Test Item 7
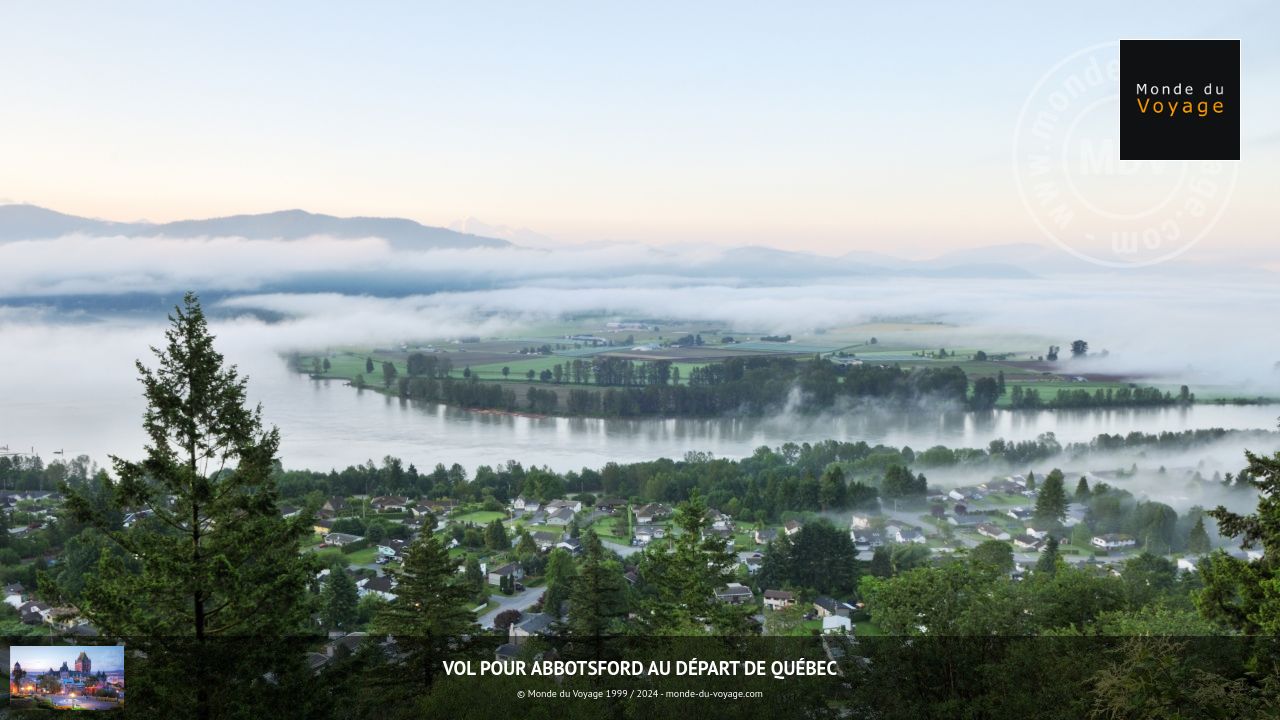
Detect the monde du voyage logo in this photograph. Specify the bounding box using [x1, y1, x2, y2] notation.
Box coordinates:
[1013, 40, 1240, 268]
[1121, 39, 1240, 160]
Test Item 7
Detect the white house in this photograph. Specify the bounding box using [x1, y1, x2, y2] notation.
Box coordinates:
[822, 615, 853, 635]
[3, 582, 25, 609]
[849, 514, 873, 531]
[977, 524, 1011, 541]
[714, 583, 754, 605]
[1091, 533, 1137, 550]
[325, 532, 364, 547]
[545, 507, 575, 526]
[357, 575, 397, 601]
[762, 589, 796, 611]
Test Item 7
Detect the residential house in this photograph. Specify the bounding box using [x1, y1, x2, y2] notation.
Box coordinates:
[784, 520, 803, 536]
[1008, 474, 1028, 488]
[546, 499, 583, 514]
[324, 532, 364, 547]
[510, 613, 554, 644]
[357, 575, 397, 601]
[948, 513, 982, 527]
[370, 496, 409, 513]
[487, 562, 525, 586]
[1091, 534, 1137, 551]
[634, 503, 670, 524]
[754, 528, 778, 545]
[1024, 525, 1050, 540]
[983, 479, 1023, 494]
[321, 497, 348, 517]
[376, 539, 408, 558]
[1006, 508, 1034, 522]
[1012, 534, 1041, 551]
[545, 506, 575, 526]
[1177, 556, 1202, 573]
[279, 505, 301, 519]
[634, 524, 665, 545]
[714, 583, 754, 605]
[703, 527, 735, 549]
[813, 596, 852, 618]
[849, 513, 874, 531]
[762, 590, 796, 611]
[512, 496, 538, 513]
[976, 523, 1011, 541]
[706, 508, 733, 531]
[556, 537, 583, 555]
[532, 531, 559, 551]
[822, 615, 853, 635]
[4, 582, 25, 609]
[889, 526, 926, 544]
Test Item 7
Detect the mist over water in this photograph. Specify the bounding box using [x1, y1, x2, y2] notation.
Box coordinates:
[6, 351, 1277, 481]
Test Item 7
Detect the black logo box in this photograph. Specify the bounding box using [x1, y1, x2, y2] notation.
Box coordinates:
[1120, 39, 1239, 160]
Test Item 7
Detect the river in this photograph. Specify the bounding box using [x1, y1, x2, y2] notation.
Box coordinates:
[7, 356, 1276, 473]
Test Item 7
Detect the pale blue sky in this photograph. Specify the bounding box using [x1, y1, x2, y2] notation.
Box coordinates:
[10, 645, 124, 674]
[1, 1, 1276, 256]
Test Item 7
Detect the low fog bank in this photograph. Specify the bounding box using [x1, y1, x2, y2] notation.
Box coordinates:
[3, 228, 1280, 388]
[913, 431, 1280, 516]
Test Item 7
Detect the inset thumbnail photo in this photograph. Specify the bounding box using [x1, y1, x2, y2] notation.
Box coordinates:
[9, 645, 124, 711]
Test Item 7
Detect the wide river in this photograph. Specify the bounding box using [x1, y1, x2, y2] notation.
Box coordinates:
[6, 360, 1278, 473]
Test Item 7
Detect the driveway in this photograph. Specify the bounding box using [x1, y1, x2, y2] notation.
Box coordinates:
[477, 584, 542, 628]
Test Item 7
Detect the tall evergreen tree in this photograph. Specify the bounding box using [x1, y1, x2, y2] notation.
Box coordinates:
[634, 491, 754, 634]
[1074, 476, 1090, 501]
[57, 292, 314, 720]
[1036, 535, 1060, 576]
[1034, 469, 1068, 525]
[1187, 515, 1212, 555]
[542, 548, 578, 618]
[484, 519, 509, 551]
[324, 566, 359, 630]
[1197, 448, 1280, 633]
[373, 528, 479, 689]
[565, 529, 629, 647]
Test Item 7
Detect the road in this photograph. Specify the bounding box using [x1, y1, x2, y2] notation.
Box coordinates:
[477, 583, 542, 629]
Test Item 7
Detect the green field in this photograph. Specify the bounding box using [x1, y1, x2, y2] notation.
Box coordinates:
[452, 510, 506, 525]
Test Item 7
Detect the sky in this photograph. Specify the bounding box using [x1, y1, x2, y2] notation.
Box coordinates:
[9, 646, 125, 674]
[1, 1, 1277, 258]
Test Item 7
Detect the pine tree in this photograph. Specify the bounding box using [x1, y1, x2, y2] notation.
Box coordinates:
[515, 530, 538, 556]
[57, 292, 314, 720]
[373, 528, 478, 689]
[1034, 469, 1067, 525]
[1187, 515, 1211, 555]
[634, 491, 753, 634]
[1197, 449, 1280, 633]
[484, 519, 509, 551]
[324, 566, 359, 630]
[566, 529, 628, 648]
[543, 548, 578, 618]
[869, 545, 893, 578]
[1075, 476, 1091, 501]
[463, 555, 484, 595]
[1036, 535, 1060, 576]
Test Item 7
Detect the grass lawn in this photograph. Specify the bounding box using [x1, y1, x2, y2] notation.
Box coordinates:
[453, 510, 506, 525]
[343, 546, 380, 565]
[854, 621, 885, 637]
